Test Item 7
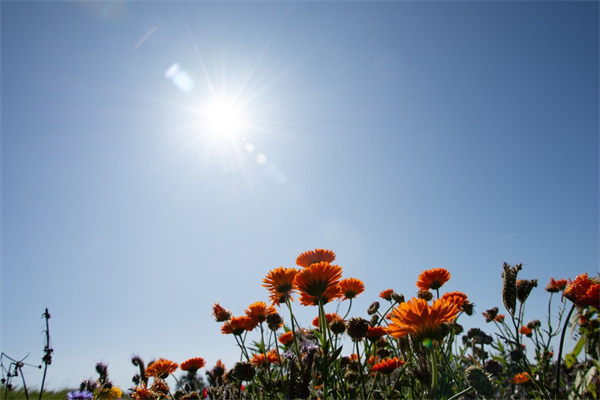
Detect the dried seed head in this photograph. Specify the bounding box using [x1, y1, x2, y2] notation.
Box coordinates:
[502, 262, 521, 316]
[516, 279, 538, 303]
[367, 301, 380, 315]
[465, 366, 495, 397]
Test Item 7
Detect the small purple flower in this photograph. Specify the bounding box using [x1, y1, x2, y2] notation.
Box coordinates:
[67, 390, 93, 400]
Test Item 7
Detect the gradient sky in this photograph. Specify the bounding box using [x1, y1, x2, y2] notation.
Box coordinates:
[1, 0, 598, 391]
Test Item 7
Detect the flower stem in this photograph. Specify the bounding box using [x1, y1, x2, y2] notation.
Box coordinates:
[447, 386, 474, 400]
[554, 303, 576, 400]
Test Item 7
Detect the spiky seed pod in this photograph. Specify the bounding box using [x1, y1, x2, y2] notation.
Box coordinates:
[484, 359, 503, 376]
[391, 292, 405, 303]
[367, 301, 380, 315]
[266, 313, 283, 331]
[502, 262, 521, 316]
[347, 317, 370, 342]
[527, 319, 541, 329]
[465, 366, 495, 397]
[516, 279, 538, 303]
[370, 314, 379, 327]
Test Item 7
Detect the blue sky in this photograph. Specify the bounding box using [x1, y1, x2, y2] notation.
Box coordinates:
[1, 0, 598, 391]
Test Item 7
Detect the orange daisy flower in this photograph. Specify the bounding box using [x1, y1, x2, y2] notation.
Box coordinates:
[379, 289, 394, 301]
[441, 291, 471, 310]
[563, 273, 600, 308]
[367, 326, 387, 342]
[145, 358, 178, 379]
[417, 268, 451, 291]
[221, 316, 256, 335]
[180, 357, 206, 374]
[312, 313, 342, 328]
[545, 278, 568, 293]
[519, 326, 533, 337]
[339, 278, 365, 300]
[245, 301, 276, 324]
[250, 353, 269, 367]
[512, 372, 531, 384]
[294, 261, 343, 306]
[266, 349, 280, 364]
[371, 357, 405, 375]
[212, 303, 231, 322]
[278, 331, 295, 346]
[296, 249, 336, 268]
[263, 267, 299, 305]
[387, 297, 459, 342]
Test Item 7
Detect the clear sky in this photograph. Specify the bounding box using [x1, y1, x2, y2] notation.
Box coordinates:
[1, 0, 598, 391]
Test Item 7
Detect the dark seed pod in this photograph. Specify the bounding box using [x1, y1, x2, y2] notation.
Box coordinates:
[465, 366, 495, 397]
[502, 262, 521, 317]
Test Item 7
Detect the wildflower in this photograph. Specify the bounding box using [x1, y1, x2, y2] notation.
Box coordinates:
[387, 297, 459, 343]
[512, 372, 531, 384]
[330, 318, 346, 335]
[484, 359, 503, 376]
[212, 303, 231, 322]
[145, 358, 178, 379]
[516, 279, 538, 303]
[347, 317, 370, 341]
[294, 261, 342, 305]
[367, 326, 387, 342]
[231, 362, 255, 382]
[467, 328, 493, 344]
[519, 326, 533, 337]
[391, 292, 405, 303]
[417, 290, 433, 301]
[441, 291, 472, 311]
[371, 357, 405, 374]
[266, 312, 283, 331]
[563, 273, 600, 308]
[250, 353, 269, 367]
[278, 331, 295, 346]
[312, 313, 341, 328]
[526, 319, 541, 329]
[546, 278, 568, 293]
[416, 268, 451, 291]
[495, 314, 505, 323]
[266, 349, 280, 364]
[296, 249, 336, 268]
[263, 267, 299, 305]
[130, 385, 155, 400]
[367, 301, 380, 315]
[339, 278, 365, 300]
[245, 301, 276, 324]
[465, 366, 495, 397]
[482, 307, 499, 323]
[149, 380, 170, 397]
[67, 391, 94, 400]
[380, 289, 394, 301]
[180, 357, 206, 374]
[221, 316, 255, 335]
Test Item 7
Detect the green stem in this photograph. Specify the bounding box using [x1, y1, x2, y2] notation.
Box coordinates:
[430, 346, 438, 398]
[554, 303, 576, 400]
[447, 386, 474, 400]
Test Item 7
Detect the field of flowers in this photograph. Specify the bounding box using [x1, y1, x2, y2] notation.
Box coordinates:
[4, 249, 599, 400]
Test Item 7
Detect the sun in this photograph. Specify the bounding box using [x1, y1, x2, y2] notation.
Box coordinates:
[203, 97, 247, 137]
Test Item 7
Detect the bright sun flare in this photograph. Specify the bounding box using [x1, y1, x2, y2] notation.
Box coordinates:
[204, 98, 247, 137]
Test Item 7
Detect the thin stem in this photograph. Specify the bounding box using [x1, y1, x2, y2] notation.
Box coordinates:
[430, 346, 438, 399]
[554, 303, 576, 400]
[447, 386, 474, 400]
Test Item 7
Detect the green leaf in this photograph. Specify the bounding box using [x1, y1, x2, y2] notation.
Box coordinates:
[565, 336, 586, 368]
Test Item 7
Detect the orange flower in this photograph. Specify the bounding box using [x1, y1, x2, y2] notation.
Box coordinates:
[387, 297, 459, 342]
[221, 316, 256, 335]
[263, 267, 299, 305]
[180, 357, 206, 374]
[212, 303, 232, 322]
[250, 353, 269, 367]
[294, 261, 343, 306]
[519, 326, 533, 337]
[367, 326, 387, 342]
[296, 249, 336, 268]
[371, 357, 405, 375]
[245, 301, 276, 324]
[339, 278, 365, 300]
[417, 268, 451, 291]
[563, 273, 600, 308]
[495, 314, 505, 323]
[145, 358, 178, 379]
[380, 289, 394, 301]
[441, 291, 469, 309]
[130, 384, 154, 400]
[266, 349, 280, 364]
[546, 278, 568, 293]
[312, 313, 342, 328]
[512, 372, 531, 384]
[278, 331, 295, 346]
